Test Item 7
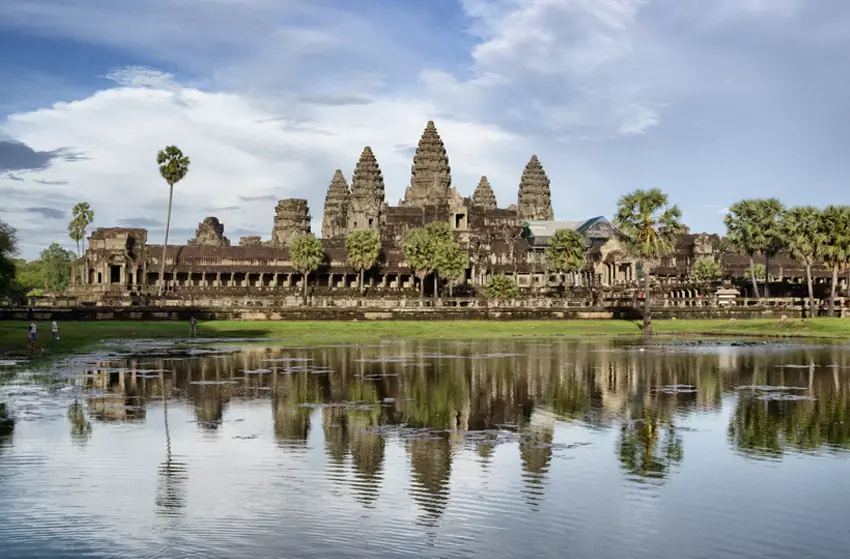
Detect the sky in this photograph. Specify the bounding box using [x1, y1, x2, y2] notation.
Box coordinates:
[1, 0, 849, 259]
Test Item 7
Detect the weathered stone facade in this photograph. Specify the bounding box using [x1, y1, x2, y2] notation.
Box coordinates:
[270, 199, 311, 247]
[517, 155, 554, 221]
[188, 217, 230, 247]
[69, 119, 839, 304]
[321, 170, 350, 239]
[472, 177, 498, 211]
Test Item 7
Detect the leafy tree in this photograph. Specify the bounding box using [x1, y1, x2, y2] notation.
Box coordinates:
[743, 263, 766, 281]
[724, 198, 785, 298]
[13, 258, 44, 295]
[434, 236, 467, 297]
[39, 243, 75, 292]
[545, 228, 587, 287]
[289, 233, 325, 305]
[156, 146, 191, 296]
[613, 188, 684, 336]
[0, 220, 18, 300]
[403, 222, 454, 298]
[818, 205, 850, 317]
[754, 198, 786, 297]
[782, 206, 823, 317]
[345, 229, 381, 294]
[485, 273, 519, 300]
[403, 227, 432, 298]
[690, 257, 722, 289]
[424, 222, 454, 297]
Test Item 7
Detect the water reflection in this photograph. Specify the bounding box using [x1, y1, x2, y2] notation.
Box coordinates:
[65, 340, 850, 478]
[1, 338, 849, 558]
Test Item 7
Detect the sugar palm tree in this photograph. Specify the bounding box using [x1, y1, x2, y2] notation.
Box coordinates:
[614, 188, 684, 336]
[725, 199, 770, 298]
[289, 233, 325, 305]
[68, 202, 94, 283]
[818, 205, 850, 317]
[545, 228, 587, 288]
[156, 146, 191, 296]
[345, 229, 381, 294]
[782, 206, 823, 317]
[754, 198, 785, 297]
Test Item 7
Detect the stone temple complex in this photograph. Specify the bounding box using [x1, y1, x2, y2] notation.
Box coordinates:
[70, 120, 830, 303]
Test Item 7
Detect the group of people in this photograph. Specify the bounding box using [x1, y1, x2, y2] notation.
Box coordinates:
[24, 316, 199, 356]
[26, 320, 60, 355]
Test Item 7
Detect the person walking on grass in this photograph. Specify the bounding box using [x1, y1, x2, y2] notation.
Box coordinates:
[27, 321, 36, 356]
[189, 316, 197, 337]
[51, 320, 60, 343]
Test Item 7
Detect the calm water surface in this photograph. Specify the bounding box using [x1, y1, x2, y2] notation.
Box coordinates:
[1, 337, 849, 559]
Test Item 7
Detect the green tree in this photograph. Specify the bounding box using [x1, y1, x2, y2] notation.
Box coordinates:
[690, 256, 722, 289]
[782, 206, 823, 317]
[403, 227, 432, 298]
[0, 220, 18, 300]
[289, 233, 325, 305]
[156, 146, 191, 296]
[743, 263, 766, 281]
[724, 198, 785, 299]
[818, 205, 850, 317]
[402, 222, 453, 299]
[68, 202, 94, 283]
[434, 236, 467, 297]
[614, 188, 685, 336]
[423, 222, 454, 297]
[13, 258, 44, 295]
[40, 243, 75, 292]
[485, 273, 519, 300]
[545, 228, 587, 287]
[345, 229, 381, 294]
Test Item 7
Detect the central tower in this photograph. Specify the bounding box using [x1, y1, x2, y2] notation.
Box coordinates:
[402, 121, 451, 207]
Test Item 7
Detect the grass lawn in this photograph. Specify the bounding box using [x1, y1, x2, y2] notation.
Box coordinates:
[1, 318, 849, 362]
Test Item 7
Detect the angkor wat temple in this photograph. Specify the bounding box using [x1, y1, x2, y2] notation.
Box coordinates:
[70, 121, 830, 302]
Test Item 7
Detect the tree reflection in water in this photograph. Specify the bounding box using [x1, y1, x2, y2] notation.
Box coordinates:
[67, 400, 92, 444]
[67, 338, 850, 518]
[156, 372, 187, 517]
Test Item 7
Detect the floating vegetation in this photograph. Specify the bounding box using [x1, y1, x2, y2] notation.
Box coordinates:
[190, 380, 238, 386]
[735, 385, 808, 392]
[241, 369, 272, 375]
[757, 393, 817, 402]
[655, 385, 698, 394]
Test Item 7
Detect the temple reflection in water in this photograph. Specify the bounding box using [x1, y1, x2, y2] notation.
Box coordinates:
[71, 339, 850, 518]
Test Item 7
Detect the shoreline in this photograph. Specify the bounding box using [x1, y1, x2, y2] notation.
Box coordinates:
[2, 318, 849, 363]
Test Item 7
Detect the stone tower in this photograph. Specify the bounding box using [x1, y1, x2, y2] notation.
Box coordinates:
[322, 169, 350, 239]
[472, 176, 498, 210]
[347, 146, 385, 232]
[402, 120, 451, 207]
[270, 198, 311, 247]
[188, 216, 230, 246]
[517, 155, 554, 221]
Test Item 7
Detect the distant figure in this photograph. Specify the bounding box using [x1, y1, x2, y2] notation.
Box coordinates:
[189, 316, 197, 337]
[51, 320, 60, 342]
[27, 321, 37, 354]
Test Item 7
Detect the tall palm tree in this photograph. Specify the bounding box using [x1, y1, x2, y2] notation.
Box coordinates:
[725, 200, 763, 298]
[614, 188, 684, 336]
[819, 205, 850, 317]
[753, 198, 785, 297]
[782, 206, 823, 318]
[156, 146, 191, 296]
[68, 202, 94, 283]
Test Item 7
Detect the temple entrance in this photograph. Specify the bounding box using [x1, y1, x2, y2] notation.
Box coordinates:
[110, 265, 121, 284]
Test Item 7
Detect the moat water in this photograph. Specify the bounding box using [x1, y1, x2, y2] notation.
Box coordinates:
[1, 337, 849, 559]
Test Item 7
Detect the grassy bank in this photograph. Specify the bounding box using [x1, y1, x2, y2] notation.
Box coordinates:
[1, 318, 849, 361]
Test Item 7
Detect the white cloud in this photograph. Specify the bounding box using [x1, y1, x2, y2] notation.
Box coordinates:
[0, 69, 525, 255]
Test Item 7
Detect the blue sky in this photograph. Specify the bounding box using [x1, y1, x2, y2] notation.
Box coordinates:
[1, 0, 849, 258]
